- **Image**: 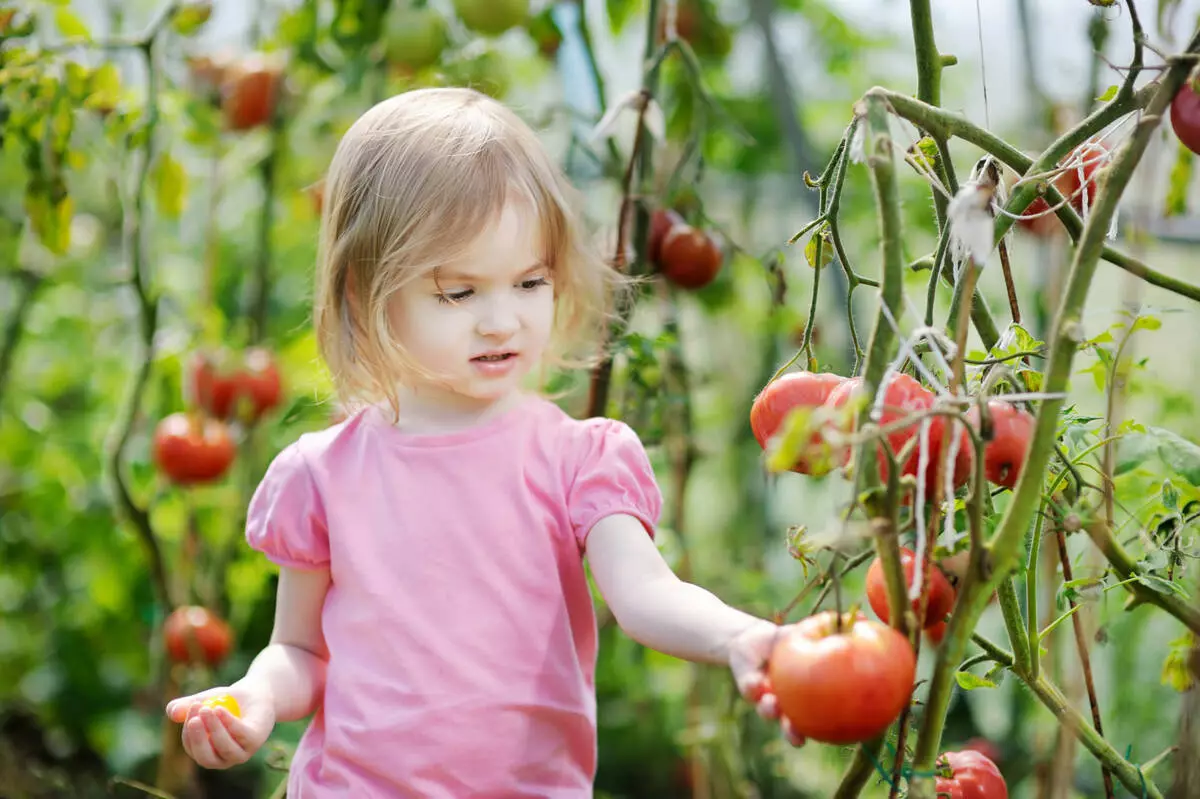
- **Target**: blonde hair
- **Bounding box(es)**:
[313,87,626,420]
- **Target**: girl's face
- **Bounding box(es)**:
[386,199,556,417]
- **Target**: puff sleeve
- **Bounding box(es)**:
[245,441,330,569]
[567,419,663,548]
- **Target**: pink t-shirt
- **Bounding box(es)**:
[245,393,662,798]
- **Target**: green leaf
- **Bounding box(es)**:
[172,2,213,36]
[955,671,997,691]
[153,153,187,218]
[606,0,640,35]
[1161,631,1196,692]
[1095,85,1119,102]
[85,62,121,113]
[54,7,91,41]
[1150,426,1200,486]
[804,223,834,270]
[1135,572,1189,599]
[1163,480,1181,512]
[1132,314,1163,333]
[1115,431,1158,476]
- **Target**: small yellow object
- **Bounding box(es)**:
[202,693,241,718]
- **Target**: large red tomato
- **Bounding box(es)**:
[153,413,236,485]
[750,371,846,475]
[966,400,1034,490]
[934,749,1008,799]
[824,374,971,492]
[865,547,956,630]
[1171,80,1200,156]
[164,606,234,666]
[768,610,916,745]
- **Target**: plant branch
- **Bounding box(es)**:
[1054,527,1113,796]
[586,0,663,419]
[103,22,175,616]
[831,90,910,799]
[0,269,44,405]
[1084,518,1200,634]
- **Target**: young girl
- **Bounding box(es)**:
[166,86,798,797]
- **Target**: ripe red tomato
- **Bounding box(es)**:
[865,547,956,630]
[189,348,283,422]
[824,374,971,492]
[1171,81,1200,156]
[164,606,234,666]
[768,610,916,745]
[1056,140,1110,214]
[966,400,1034,490]
[926,619,948,646]
[658,223,723,289]
[221,57,282,131]
[934,749,1008,799]
[648,208,684,265]
[750,371,846,474]
[153,413,236,485]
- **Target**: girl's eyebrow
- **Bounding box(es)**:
[433,260,549,282]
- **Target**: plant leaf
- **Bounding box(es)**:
[955,671,997,691]
[54,7,92,41]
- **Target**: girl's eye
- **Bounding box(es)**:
[520,277,550,291]
[437,290,472,304]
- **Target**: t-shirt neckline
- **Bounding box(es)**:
[365,393,540,448]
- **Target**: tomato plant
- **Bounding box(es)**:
[658,223,723,289]
[768,611,916,745]
[1056,139,1111,214]
[750,371,846,474]
[933,749,1008,799]
[966,400,1034,490]
[1170,79,1200,156]
[865,547,956,630]
[163,606,234,667]
[152,413,237,486]
[648,208,684,266]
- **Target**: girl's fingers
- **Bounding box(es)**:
[183,716,219,767]
[200,707,247,764]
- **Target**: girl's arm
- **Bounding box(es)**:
[237,564,331,722]
[585,512,779,674]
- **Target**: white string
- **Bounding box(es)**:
[975,0,991,131]
[911,418,933,601]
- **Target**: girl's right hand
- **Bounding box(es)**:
[165,682,277,770]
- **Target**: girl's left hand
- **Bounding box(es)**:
[727,620,807,748]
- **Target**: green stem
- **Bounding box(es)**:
[1026,508,1046,679]
[1029,676,1163,798]
[996,576,1031,670]
[870,84,1200,305]
[103,31,174,615]
[831,90,911,799]
[833,737,886,798]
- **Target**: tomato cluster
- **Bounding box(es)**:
[185,53,284,133]
[648,208,725,290]
[749,370,1035,497]
[152,348,284,487]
